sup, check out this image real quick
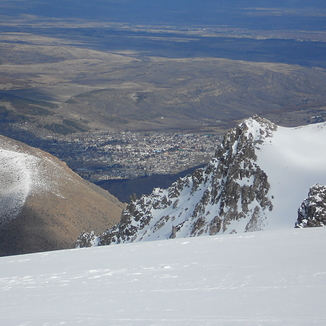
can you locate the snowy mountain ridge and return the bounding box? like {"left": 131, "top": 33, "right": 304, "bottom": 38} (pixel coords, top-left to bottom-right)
{"left": 76, "top": 116, "right": 326, "bottom": 247}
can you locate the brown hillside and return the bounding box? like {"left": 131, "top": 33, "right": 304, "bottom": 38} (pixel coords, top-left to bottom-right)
{"left": 0, "top": 135, "right": 124, "bottom": 256}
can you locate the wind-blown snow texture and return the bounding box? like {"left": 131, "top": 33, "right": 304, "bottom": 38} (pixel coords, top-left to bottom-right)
{"left": 0, "top": 149, "right": 37, "bottom": 226}
{"left": 2, "top": 228, "right": 326, "bottom": 325}
{"left": 77, "top": 116, "right": 326, "bottom": 247}
{"left": 0, "top": 138, "right": 71, "bottom": 227}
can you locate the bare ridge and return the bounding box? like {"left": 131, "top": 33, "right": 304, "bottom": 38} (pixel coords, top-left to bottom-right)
{"left": 0, "top": 135, "right": 124, "bottom": 256}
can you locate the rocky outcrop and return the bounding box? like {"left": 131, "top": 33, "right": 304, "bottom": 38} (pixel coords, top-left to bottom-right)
{"left": 76, "top": 115, "right": 276, "bottom": 247}
{"left": 295, "top": 184, "right": 326, "bottom": 228}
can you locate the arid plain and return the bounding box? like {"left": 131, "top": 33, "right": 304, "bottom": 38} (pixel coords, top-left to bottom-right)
{"left": 1, "top": 12, "right": 326, "bottom": 139}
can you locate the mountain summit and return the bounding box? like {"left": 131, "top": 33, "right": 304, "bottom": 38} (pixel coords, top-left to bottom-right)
{"left": 77, "top": 116, "right": 326, "bottom": 247}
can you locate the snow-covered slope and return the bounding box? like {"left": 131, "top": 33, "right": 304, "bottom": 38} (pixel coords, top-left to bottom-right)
{"left": 77, "top": 116, "right": 326, "bottom": 246}
{"left": 257, "top": 118, "right": 326, "bottom": 229}
{"left": 0, "top": 135, "right": 124, "bottom": 256}
{"left": 0, "top": 148, "right": 41, "bottom": 227}
{"left": 2, "top": 227, "right": 326, "bottom": 325}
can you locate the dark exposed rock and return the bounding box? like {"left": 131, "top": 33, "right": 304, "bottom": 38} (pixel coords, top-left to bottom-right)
{"left": 295, "top": 184, "right": 326, "bottom": 228}
{"left": 76, "top": 116, "right": 276, "bottom": 247}
{"left": 208, "top": 216, "right": 222, "bottom": 235}
{"left": 170, "top": 225, "right": 177, "bottom": 239}
{"left": 75, "top": 231, "right": 98, "bottom": 248}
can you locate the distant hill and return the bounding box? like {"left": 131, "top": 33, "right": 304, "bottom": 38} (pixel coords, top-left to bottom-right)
{"left": 0, "top": 135, "right": 124, "bottom": 256}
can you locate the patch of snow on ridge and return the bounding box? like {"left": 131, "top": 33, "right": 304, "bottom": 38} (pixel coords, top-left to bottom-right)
{"left": 0, "top": 149, "right": 40, "bottom": 226}
{"left": 0, "top": 145, "right": 64, "bottom": 226}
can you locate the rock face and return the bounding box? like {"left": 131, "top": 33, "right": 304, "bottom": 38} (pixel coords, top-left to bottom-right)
{"left": 76, "top": 115, "right": 276, "bottom": 247}
{"left": 296, "top": 184, "right": 326, "bottom": 228}
{"left": 0, "top": 135, "right": 124, "bottom": 256}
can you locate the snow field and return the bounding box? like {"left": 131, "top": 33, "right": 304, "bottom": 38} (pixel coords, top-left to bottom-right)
{"left": 257, "top": 122, "right": 326, "bottom": 229}
{"left": 1, "top": 227, "right": 326, "bottom": 325}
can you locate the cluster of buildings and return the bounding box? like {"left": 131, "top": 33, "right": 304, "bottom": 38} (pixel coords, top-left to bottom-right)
{"left": 44, "top": 131, "right": 222, "bottom": 182}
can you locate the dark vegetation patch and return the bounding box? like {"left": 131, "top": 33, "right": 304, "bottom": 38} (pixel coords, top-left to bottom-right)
{"left": 62, "top": 119, "right": 88, "bottom": 132}
{"left": 65, "top": 98, "right": 78, "bottom": 104}
{"left": 43, "top": 123, "right": 76, "bottom": 135}
{"left": 0, "top": 92, "right": 56, "bottom": 108}
{"left": 75, "top": 89, "right": 109, "bottom": 98}
{"left": 0, "top": 92, "right": 56, "bottom": 118}
{"left": 19, "top": 105, "right": 52, "bottom": 116}
{"left": 43, "top": 119, "right": 89, "bottom": 135}
{"left": 0, "top": 105, "right": 27, "bottom": 123}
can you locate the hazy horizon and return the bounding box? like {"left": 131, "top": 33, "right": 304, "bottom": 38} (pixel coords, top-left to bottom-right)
{"left": 1, "top": 0, "right": 326, "bottom": 30}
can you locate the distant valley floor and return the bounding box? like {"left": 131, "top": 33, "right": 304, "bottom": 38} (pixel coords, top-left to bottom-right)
{"left": 1, "top": 10, "right": 326, "bottom": 190}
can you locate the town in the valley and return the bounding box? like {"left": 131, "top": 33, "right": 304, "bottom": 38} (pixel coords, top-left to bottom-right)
{"left": 42, "top": 131, "right": 222, "bottom": 182}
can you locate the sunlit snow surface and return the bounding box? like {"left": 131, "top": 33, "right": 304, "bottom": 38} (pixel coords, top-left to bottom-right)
{"left": 256, "top": 122, "right": 326, "bottom": 229}
{"left": 1, "top": 228, "right": 326, "bottom": 325}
